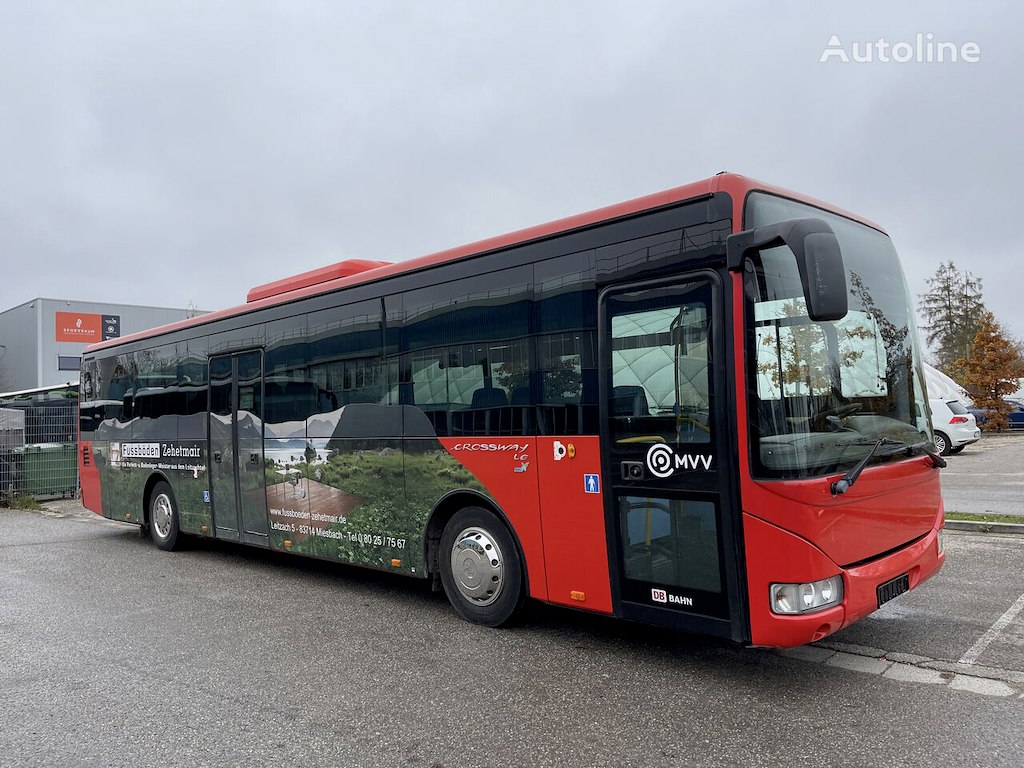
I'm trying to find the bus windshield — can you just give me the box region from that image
[744,192,930,479]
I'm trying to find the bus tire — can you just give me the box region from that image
[439,507,524,627]
[149,481,180,551]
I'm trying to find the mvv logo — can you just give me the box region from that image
[645,444,713,478]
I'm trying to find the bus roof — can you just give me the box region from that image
[85,173,882,354]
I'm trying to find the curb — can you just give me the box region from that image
[944,519,1024,535]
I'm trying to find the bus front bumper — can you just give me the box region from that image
[746,515,945,648]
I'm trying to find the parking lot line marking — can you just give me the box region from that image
[959,591,1024,665]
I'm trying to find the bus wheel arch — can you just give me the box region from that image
[141,473,168,532]
[145,475,181,551]
[426,492,528,626]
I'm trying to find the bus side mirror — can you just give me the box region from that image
[726,217,848,322]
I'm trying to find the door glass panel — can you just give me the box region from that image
[210,356,232,417]
[236,352,262,424]
[209,355,237,536]
[236,351,268,538]
[608,284,711,445]
[618,496,721,594]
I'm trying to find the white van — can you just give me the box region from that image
[929,398,981,455]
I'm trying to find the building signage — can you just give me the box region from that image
[102,315,120,339]
[55,312,121,343]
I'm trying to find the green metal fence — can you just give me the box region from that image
[0,385,79,501]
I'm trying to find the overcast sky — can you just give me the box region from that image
[1,1,1019,353]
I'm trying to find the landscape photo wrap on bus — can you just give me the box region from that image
[260,402,490,572]
[95,445,211,532]
[90,404,491,574]
[261,439,487,572]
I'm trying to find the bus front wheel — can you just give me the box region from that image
[439,507,524,627]
[149,481,180,551]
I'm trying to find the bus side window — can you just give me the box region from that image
[107,366,130,402]
[537,331,595,436]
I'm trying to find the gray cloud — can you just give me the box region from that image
[1,1,1019,347]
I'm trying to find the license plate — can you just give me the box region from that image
[877,573,910,607]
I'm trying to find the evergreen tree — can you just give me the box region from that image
[959,312,1019,431]
[918,261,985,382]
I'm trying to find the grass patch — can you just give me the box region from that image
[1,493,44,511]
[945,511,1024,525]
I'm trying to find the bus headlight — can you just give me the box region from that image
[770,576,844,615]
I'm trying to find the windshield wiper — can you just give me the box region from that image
[830,436,946,495]
[830,438,904,495]
[918,442,947,469]
[893,436,948,469]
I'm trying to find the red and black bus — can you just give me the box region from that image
[79,173,945,647]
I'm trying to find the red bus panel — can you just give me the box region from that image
[79,440,103,516]
[742,458,942,567]
[535,437,613,613]
[439,438,548,602]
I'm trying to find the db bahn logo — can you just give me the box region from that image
[645,444,713,478]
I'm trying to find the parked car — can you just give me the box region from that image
[967,399,1024,430]
[929,398,981,455]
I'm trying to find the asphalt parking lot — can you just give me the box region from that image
[939,431,1024,518]
[4,439,1023,766]
[1,482,1021,767]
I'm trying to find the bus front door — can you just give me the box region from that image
[208,351,269,546]
[600,273,746,642]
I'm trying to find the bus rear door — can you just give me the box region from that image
[209,351,270,546]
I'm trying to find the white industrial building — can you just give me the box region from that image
[0,297,203,393]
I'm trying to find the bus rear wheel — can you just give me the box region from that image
[439,507,524,627]
[149,481,180,551]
